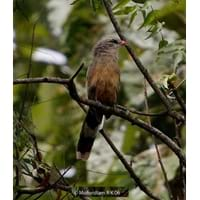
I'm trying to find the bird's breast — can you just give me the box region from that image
[87,62,120,106]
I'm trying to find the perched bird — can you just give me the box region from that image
[76,37,127,160]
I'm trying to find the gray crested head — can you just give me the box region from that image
[93,37,126,57]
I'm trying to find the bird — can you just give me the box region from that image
[76,37,127,160]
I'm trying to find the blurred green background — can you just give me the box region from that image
[13,0,185,199]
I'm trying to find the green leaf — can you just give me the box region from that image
[141,0,185,28]
[139,0,152,19]
[112,0,130,11]
[128,9,138,27]
[140,10,157,28]
[145,26,157,39]
[132,0,146,3]
[145,22,162,39]
[114,6,137,15]
[113,10,125,15]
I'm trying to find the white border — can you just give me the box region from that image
[0,0,198,199]
[187,0,200,199]
[0,0,13,198]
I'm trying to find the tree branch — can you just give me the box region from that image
[102,0,184,123]
[78,97,185,166]
[116,105,168,117]
[13,76,185,166]
[14,77,70,85]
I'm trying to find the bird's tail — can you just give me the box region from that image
[76,107,103,160]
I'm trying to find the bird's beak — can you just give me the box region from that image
[120,40,127,46]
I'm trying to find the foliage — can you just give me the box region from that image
[13,0,185,199]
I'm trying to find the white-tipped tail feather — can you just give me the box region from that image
[76,151,90,161]
[98,115,105,131]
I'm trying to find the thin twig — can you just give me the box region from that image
[86,169,126,176]
[117,105,168,117]
[14,143,20,189]
[53,164,70,186]
[102,0,184,123]
[168,81,186,115]
[21,124,42,162]
[69,63,85,82]
[67,63,87,112]
[174,120,182,148]
[53,166,71,186]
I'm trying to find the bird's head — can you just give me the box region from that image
[93,37,127,57]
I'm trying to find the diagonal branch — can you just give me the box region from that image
[77,97,185,166]
[102,0,184,123]
[69,63,85,82]
[100,129,160,200]
[116,105,168,117]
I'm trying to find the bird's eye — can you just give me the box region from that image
[110,39,119,44]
